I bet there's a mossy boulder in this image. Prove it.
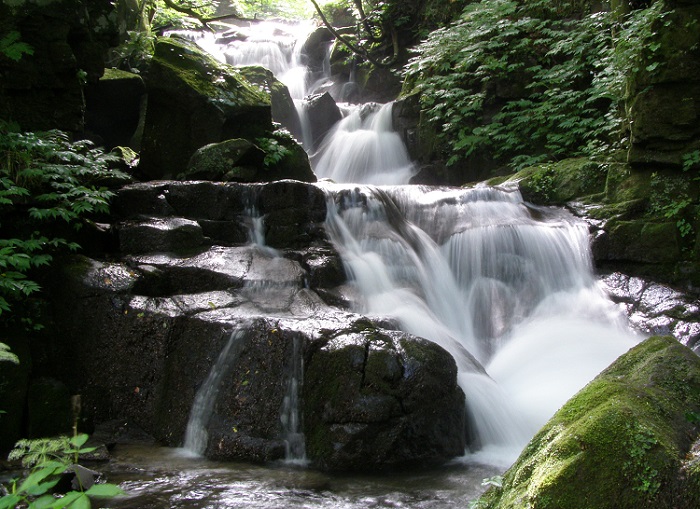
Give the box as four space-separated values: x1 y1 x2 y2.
477 335 700 509
303 323 467 472
238 65 303 142
183 139 265 181
594 220 681 265
139 36 272 179
182 134 316 184
507 158 608 205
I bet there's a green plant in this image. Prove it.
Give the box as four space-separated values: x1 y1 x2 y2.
649 172 696 239
0 123 128 327
107 30 155 73
403 0 668 170
0 434 123 509
0 341 18 364
0 30 33 62
256 134 291 168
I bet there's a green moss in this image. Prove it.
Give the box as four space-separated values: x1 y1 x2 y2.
511 158 607 205
479 336 700 509
152 37 269 107
101 68 142 82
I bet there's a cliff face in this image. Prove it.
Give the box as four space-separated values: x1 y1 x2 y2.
0 0 117 131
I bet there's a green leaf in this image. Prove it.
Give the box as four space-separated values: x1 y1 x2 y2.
0 494 22 509
67 493 90 509
69 434 89 449
85 484 125 497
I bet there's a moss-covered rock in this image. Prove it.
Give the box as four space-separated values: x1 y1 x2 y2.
626 4 700 167
139 36 272 179
477 335 700 509
508 158 608 205
595 219 681 265
183 139 265 181
238 65 303 142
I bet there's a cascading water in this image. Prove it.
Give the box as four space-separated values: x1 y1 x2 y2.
312 103 416 184
280 335 307 464
175 20 639 469
322 183 639 466
183 329 246 456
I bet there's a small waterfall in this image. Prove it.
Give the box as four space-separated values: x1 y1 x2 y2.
280 335 307 464
313 103 415 185
322 184 639 466
183 329 245 456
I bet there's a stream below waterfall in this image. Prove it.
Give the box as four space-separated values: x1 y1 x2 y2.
99 20 644 507
99 445 500 509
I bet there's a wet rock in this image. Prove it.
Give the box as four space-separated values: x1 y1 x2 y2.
258 180 328 248
118 217 205 254
303 323 467 472
139 36 272 179
43 180 472 471
602 272 700 353
476 335 700 509
300 27 334 73
303 92 342 150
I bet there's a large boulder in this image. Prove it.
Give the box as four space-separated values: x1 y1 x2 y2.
303 322 467 472
182 133 316 184
477 335 700 509
303 92 342 150
238 65 303 142
138 36 272 179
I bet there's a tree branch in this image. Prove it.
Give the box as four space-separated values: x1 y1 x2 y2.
160 0 259 30
308 0 397 68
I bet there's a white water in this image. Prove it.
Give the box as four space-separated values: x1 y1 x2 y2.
312 103 416 184
280 335 307 464
183 330 245 456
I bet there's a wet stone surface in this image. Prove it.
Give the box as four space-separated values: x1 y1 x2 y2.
602 272 700 353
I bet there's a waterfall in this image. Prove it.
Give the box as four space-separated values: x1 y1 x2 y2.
280 335 307 464
178 21 640 469
312 103 415 184
183 329 245 456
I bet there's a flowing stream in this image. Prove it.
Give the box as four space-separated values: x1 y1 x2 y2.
105 21 641 508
